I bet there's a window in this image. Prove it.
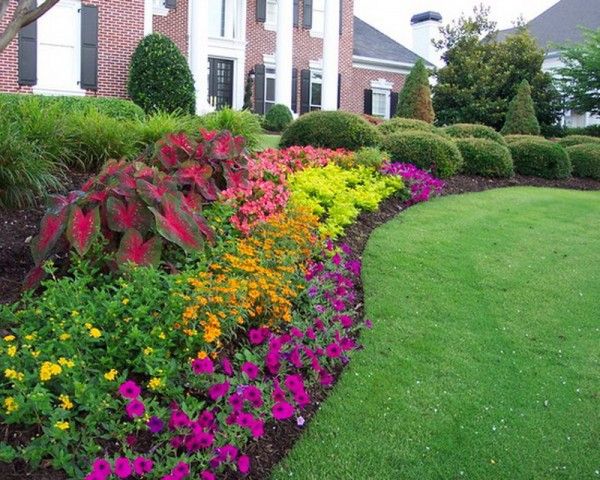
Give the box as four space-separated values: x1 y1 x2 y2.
153 0 169 16
311 0 325 36
265 0 278 29
372 89 390 119
208 0 236 38
265 67 276 113
310 71 322 111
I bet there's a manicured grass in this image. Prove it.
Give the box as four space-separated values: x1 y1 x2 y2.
258 133 281 151
273 187 600 479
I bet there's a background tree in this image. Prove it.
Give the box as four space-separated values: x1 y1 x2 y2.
433 6 562 131
558 28 600 116
501 79 541 135
0 0 59 53
397 59 435 124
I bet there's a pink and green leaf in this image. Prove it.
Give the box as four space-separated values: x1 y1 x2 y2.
30 208 69 264
106 197 152 233
116 229 162 267
66 206 101 256
148 197 204 253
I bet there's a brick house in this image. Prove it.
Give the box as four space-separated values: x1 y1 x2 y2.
0 0 433 120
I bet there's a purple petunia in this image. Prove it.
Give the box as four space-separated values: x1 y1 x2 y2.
118 380 141 399
114 457 132 479
125 399 145 418
241 361 259 380
208 381 230 401
272 401 295 420
147 416 164 433
191 357 214 375
133 457 153 475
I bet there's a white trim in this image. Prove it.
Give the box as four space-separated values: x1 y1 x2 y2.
309 59 323 70
153 0 169 16
263 53 275 65
371 88 390 119
264 0 277 31
32 86 86 97
371 78 394 90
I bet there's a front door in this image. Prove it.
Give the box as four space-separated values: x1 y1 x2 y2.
208 58 234 110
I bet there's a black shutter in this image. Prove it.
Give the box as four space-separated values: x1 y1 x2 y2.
364 89 373 115
293 0 299 27
81 5 99 90
339 0 343 35
291 68 298 113
300 69 311 114
337 73 341 109
303 0 312 28
256 0 266 22
390 92 399 117
254 64 266 114
18 20 37 86
164 0 177 8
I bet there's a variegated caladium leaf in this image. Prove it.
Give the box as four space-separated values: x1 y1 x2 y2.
66 206 101 256
30 208 69 264
115 229 162 267
149 196 204 253
106 197 153 233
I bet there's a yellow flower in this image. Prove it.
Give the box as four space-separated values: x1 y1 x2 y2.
122 298 130 305
147 377 163 390
59 333 71 341
25 334 36 341
4 369 24 382
58 357 75 368
197 350 208 359
58 394 74 410
84 322 92 329
54 421 70 431
31 350 40 358
143 347 154 356
158 332 166 340
89 328 102 339
40 361 62 382
71 310 80 317
7 346 17 357
3 335 15 342
104 369 118 381
3 397 18 414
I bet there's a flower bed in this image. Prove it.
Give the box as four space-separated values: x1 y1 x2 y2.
0 135 440 479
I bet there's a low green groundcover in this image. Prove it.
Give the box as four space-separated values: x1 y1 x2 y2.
274 187 600 479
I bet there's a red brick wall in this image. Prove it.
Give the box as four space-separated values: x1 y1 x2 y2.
153 0 189 55
0 0 144 98
346 68 407 115
245 0 355 112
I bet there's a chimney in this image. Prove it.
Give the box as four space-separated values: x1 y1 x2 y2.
411 11 443 66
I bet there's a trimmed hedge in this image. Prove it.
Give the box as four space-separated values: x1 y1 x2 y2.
504 134 546 144
0 93 144 120
558 135 600 148
455 138 514 178
566 144 600 179
280 111 380 150
378 117 439 136
508 137 572 179
381 131 463 178
263 104 293 132
443 123 506 145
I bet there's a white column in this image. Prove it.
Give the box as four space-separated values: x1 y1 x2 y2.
189 0 212 114
144 0 154 36
275 0 294 108
322 0 340 110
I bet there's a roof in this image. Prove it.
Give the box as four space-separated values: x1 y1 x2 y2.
353 16 433 67
411 11 443 25
497 0 600 51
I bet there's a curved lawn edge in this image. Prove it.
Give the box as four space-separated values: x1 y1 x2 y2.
271 187 600 480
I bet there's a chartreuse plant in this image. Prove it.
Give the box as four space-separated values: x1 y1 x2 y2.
289 164 405 237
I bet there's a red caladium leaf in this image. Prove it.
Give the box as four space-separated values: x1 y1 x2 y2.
193 214 216 245
223 164 249 190
213 132 233 159
30 208 69 264
181 192 204 214
106 197 153 233
82 178 94 192
134 164 156 180
23 265 46 291
200 129 217 142
136 178 177 206
88 190 109 203
46 191 85 215
195 143 205 161
159 143 179 169
66 206 101 256
232 135 246 156
175 161 218 201
148 197 204 252
115 229 162 267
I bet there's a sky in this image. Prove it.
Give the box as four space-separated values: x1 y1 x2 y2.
354 0 560 56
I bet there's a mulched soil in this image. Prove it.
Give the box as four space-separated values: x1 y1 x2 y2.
0 173 599 480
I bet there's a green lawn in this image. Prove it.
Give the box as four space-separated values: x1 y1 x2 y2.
257 133 281 151
273 187 600 480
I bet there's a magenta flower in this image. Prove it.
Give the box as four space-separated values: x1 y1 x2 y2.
125 399 145 418
248 328 268 345
169 410 191 429
191 357 214 375
241 361 259 380
221 357 234 376
272 401 295 420
325 343 342 358
172 461 190 478
91 459 111 479
114 457 132 479
208 381 230 401
147 416 164 433
238 455 251 474
236 412 255 429
133 457 153 475
118 380 141 399
200 472 216 480
332 253 342 265
294 390 310 406
284 374 304 393
243 385 263 407
228 393 243 411
251 419 265 438
320 372 334 386
338 315 353 328
198 410 214 428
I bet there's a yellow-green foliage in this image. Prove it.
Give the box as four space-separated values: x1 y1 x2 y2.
289 164 404 238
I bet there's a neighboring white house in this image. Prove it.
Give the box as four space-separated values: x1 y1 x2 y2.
498 0 600 128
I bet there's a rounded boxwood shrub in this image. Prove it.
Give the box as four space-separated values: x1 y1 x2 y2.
128 34 196 114
280 111 380 150
558 135 600 148
508 138 572 179
381 131 463 178
443 123 506 145
263 104 293 132
378 117 439 136
566 143 600 179
455 138 514 178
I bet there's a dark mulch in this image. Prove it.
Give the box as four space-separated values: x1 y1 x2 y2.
1 173 599 480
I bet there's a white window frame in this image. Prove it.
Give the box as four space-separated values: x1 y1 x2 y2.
265 65 277 113
153 0 169 16
310 70 322 111
370 78 394 120
310 0 325 37
265 0 278 31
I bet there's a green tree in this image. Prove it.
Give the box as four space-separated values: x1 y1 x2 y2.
433 7 562 130
558 28 600 116
501 79 541 135
128 34 196 114
397 59 435 124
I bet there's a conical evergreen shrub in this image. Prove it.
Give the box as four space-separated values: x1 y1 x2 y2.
128 34 196 114
397 59 435 124
501 80 541 135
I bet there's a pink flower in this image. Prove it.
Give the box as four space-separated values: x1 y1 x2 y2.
248 328 268 345
241 361 259 380
284 374 304 393
272 401 295 420
118 380 141 399
208 381 230 401
147 416 164 433
114 457 132 479
91 459 111 479
238 455 251 475
221 357 234 376
172 461 190 479
191 357 214 375
125 399 145 418
133 457 153 475
325 343 342 358
200 471 216 480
